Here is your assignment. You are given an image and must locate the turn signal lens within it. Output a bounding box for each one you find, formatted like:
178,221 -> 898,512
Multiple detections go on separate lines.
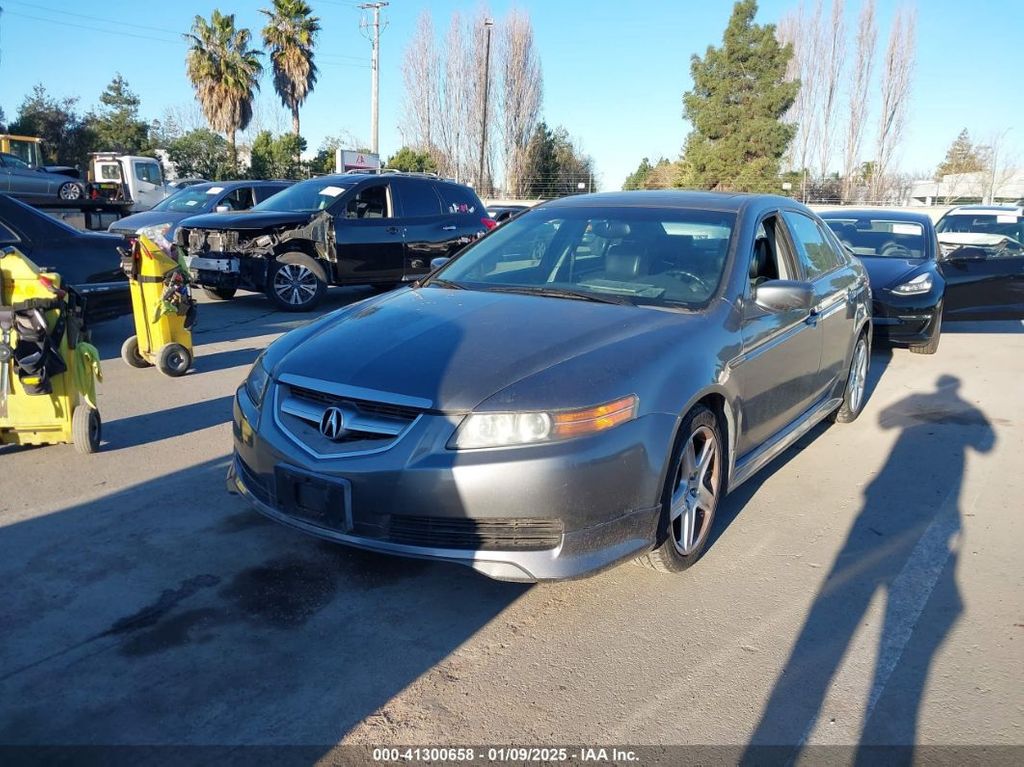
552,395 -> 638,438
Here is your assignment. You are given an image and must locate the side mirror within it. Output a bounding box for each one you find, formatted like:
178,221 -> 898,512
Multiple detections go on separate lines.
945,246 -> 986,263
215,205 -> 231,213
753,280 -> 814,312
430,256 -> 451,270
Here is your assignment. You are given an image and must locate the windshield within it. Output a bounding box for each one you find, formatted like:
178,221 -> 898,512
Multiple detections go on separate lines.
936,212 -> 1024,244
253,178 -> 347,212
824,217 -> 928,259
432,206 -> 736,308
153,186 -> 219,213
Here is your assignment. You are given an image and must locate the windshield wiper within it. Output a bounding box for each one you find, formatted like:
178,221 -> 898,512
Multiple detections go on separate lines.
425,278 -> 465,290
481,285 -> 633,305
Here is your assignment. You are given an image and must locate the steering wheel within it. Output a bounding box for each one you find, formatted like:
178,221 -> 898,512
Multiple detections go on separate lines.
880,241 -> 911,258
666,269 -> 711,293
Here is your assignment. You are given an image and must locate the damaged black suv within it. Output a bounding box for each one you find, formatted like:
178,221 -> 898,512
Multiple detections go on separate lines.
176,172 -> 493,311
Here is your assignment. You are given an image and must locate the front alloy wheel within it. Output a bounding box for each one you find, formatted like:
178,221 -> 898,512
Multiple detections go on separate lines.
637,404 -> 723,573
267,253 -> 327,312
58,182 -> 83,201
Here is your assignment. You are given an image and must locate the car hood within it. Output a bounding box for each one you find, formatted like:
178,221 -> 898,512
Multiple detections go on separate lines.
179,209 -> 312,231
273,287 -> 688,412
858,255 -> 931,290
109,209 -> 190,234
937,232 -> 1015,247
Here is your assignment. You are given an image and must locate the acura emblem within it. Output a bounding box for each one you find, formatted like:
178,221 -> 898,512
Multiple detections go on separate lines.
319,406 -> 346,440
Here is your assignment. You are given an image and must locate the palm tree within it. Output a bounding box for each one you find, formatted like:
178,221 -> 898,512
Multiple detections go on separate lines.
185,11 -> 263,172
260,0 -> 320,137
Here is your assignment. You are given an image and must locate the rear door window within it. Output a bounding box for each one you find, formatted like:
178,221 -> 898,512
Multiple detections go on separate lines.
782,211 -> 843,279
395,179 -> 443,218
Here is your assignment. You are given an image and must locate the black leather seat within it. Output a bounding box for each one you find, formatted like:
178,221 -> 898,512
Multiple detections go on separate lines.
750,238 -> 777,286
605,242 -> 649,279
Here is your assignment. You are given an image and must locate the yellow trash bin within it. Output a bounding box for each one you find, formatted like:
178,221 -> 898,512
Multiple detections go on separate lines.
121,234 -> 196,377
0,246 -> 102,453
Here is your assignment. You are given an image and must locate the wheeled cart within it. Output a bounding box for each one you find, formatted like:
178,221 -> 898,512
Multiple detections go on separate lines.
121,234 -> 196,376
0,246 -> 102,453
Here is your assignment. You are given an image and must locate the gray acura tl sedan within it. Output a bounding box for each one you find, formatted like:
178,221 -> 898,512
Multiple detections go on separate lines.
228,191 -> 872,581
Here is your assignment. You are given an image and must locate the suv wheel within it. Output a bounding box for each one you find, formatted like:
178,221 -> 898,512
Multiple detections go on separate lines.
267,253 -> 327,312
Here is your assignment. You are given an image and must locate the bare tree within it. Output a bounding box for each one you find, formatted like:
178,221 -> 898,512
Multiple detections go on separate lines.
777,1 -> 824,199
869,4 -> 916,203
434,12 -> 472,181
816,0 -> 845,179
400,11 -> 438,155
498,9 -> 542,197
841,0 -> 876,202
980,129 -> 1020,204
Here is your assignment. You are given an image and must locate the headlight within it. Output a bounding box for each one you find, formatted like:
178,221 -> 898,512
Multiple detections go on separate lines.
137,223 -> 173,250
891,273 -> 933,295
245,356 -> 271,407
451,395 -> 638,449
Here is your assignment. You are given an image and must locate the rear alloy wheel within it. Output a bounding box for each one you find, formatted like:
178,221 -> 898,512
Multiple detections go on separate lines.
831,333 -> 869,423
58,182 -> 83,201
636,405 -> 722,573
267,253 -> 327,312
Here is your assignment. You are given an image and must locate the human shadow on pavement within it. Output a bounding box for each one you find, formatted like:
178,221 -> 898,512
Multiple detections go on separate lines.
710,346 -> 893,553
741,375 -> 994,764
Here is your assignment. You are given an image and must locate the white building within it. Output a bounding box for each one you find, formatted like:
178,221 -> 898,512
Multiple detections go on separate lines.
910,170 -> 1024,206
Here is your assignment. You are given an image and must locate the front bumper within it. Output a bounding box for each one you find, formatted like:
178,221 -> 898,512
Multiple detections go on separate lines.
871,294 -> 942,343
228,385 -> 672,581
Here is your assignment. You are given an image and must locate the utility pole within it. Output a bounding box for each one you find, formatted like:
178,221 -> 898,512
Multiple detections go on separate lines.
477,18 -> 494,196
359,2 -> 389,156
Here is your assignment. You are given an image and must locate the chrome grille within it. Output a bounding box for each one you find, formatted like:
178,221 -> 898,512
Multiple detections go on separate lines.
274,376 -> 424,458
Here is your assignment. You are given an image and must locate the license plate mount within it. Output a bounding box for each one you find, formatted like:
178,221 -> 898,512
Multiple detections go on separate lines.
274,467 -> 352,531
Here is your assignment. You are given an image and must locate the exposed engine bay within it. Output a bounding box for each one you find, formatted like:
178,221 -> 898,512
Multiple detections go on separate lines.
175,211 -> 335,291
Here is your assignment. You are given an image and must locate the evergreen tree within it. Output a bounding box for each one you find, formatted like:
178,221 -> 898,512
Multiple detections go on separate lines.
9,84 -> 96,167
386,146 -> 438,173
520,122 -> 594,198
166,128 -> 231,180
934,129 -> 986,180
624,158 -> 654,190
92,74 -> 152,154
680,0 -> 798,192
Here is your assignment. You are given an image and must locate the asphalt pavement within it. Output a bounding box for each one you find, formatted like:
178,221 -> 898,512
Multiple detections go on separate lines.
0,289 -> 1021,758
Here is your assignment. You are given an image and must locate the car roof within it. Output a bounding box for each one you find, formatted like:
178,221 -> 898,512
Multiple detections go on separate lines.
945,204 -> 1023,216
539,189 -> 797,213
819,209 -> 934,225
188,179 -> 291,191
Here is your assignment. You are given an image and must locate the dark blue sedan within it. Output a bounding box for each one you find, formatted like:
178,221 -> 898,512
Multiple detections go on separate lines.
820,210 -> 944,354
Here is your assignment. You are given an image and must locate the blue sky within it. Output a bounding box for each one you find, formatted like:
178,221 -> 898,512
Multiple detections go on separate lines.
0,0 -> 1021,189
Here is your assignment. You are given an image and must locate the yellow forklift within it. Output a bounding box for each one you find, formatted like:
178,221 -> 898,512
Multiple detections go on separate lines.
120,233 -> 196,376
0,246 -> 102,453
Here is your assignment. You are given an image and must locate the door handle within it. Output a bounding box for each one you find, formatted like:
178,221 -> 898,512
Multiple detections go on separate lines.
386,225 -> 401,235
441,225 -> 457,231
410,259 -> 424,269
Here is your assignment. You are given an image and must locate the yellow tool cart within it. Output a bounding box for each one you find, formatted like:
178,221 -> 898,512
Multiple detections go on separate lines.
0,246 -> 103,453
120,233 -> 196,377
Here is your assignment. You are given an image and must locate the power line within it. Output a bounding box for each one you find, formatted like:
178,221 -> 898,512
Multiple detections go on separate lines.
5,1 -> 183,38
3,9 -> 183,45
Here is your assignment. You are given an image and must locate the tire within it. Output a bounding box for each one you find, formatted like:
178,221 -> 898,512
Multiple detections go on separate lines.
120,335 -> 151,368
58,182 -> 83,201
636,404 -> 723,573
157,343 -> 192,377
202,286 -> 237,301
72,406 -> 101,454
910,311 -> 942,355
831,332 -> 870,423
266,253 -> 327,312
